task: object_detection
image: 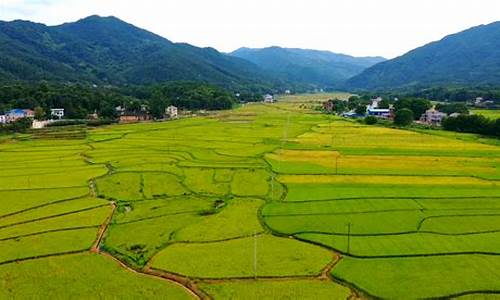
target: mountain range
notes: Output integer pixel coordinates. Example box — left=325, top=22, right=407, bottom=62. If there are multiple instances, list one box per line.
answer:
left=0, top=15, right=381, bottom=90
left=0, top=15, right=499, bottom=91
left=346, top=21, right=500, bottom=90
left=0, top=15, right=269, bottom=88
left=230, top=47, right=385, bottom=88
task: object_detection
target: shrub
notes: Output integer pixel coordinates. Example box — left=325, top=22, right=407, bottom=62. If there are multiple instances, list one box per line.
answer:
left=365, top=116, right=378, bottom=125
left=355, top=105, right=367, bottom=115
left=394, top=109, right=414, bottom=126
left=442, top=114, right=500, bottom=137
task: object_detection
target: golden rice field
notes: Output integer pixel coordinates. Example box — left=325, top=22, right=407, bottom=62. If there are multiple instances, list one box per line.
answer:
left=1, top=92, right=500, bottom=299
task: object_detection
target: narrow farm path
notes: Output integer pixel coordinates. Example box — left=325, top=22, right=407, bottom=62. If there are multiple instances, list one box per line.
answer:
left=83, top=137, right=209, bottom=300
left=81, top=106, right=363, bottom=299
left=90, top=200, right=209, bottom=299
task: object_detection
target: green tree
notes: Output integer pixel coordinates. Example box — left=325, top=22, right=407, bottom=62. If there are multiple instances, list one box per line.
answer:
left=379, top=99, right=390, bottom=109
left=409, top=99, right=432, bottom=119
left=11, top=118, right=32, bottom=132
left=365, top=116, right=378, bottom=125
left=34, top=106, right=46, bottom=120
left=394, top=108, right=414, bottom=126
left=98, top=103, right=117, bottom=119
left=149, top=89, right=167, bottom=119
left=355, top=105, right=367, bottom=115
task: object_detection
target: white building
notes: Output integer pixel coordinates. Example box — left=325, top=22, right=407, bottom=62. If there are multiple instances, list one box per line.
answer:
left=368, top=97, right=383, bottom=109
left=50, top=108, right=65, bottom=119
left=115, top=106, right=126, bottom=116
left=32, top=120, right=54, bottom=129
left=367, top=108, right=391, bottom=118
left=264, top=94, right=274, bottom=103
left=0, top=115, right=6, bottom=124
left=420, top=108, right=447, bottom=125
left=165, top=105, right=178, bottom=119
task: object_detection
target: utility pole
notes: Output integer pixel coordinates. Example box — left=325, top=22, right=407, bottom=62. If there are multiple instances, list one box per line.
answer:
left=253, top=231, right=257, bottom=279
left=346, top=223, right=352, bottom=255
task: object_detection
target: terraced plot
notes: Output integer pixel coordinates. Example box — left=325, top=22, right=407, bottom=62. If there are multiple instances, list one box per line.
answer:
left=1, top=93, right=500, bottom=298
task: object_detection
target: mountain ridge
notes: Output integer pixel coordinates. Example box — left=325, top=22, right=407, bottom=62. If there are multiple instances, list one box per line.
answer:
left=345, top=21, right=500, bottom=90
left=230, top=46, right=386, bottom=88
left=0, top=15, right=271, bottom=88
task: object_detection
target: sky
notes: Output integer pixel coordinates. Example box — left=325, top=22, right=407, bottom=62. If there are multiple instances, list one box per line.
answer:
left=1, top=0, right=499, bottom=58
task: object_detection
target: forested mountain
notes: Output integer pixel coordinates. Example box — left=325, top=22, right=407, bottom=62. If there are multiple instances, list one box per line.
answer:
left=346, top=21, right=500, bottom=90
left=0, top=15, right=271, bottom=88
left=230, top=47, right=385, bottom=88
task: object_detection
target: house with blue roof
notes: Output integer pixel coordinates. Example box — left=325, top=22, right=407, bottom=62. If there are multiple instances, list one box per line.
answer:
left=6, top=109, right=35, bottom=123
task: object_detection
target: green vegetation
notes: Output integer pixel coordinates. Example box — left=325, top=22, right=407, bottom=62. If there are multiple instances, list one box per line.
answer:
left=443, top=114, right=500, bottom=138
left=200, top=279, right=351, bottom=299
left=0, top=16, right=274, bottom=90
left=150, top=235, right=332, bottom=278
left=332, top=255, right=500, bottom=299
left=0, top=81, right=237, bottom=121
left=394, top=108, right=414, bottom=126
left=0, top=253, right=193, bottom=299
left=474, top=109, right=500, bottom=119
left=1, top=93, right=499, bottom=298
left=346, top=21, right=500, bottom=89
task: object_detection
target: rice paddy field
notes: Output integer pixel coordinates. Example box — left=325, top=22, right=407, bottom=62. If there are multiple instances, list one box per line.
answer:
left=473, top=109, right=500, bottom=119
left=1, top=92, right=500, bottom=299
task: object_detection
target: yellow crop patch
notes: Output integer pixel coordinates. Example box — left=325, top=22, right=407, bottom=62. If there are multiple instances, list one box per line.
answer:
left=278, top=174, right=497, bottom=186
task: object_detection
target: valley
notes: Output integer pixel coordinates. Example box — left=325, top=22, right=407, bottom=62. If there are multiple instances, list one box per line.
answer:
left=1, top=94, right=499, bottom=299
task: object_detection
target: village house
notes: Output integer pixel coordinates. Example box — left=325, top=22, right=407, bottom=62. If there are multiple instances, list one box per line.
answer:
left=323, top=100, right=334, bottom=113
left=263, top=94, right=274, bottom=103
left=50, top=108, right=65, bottom=119
left=115, top=106, right=126, bottom=116
left=0, top=114, right=6, bottom=124
left=119, top=113, right=151, bottom=123
left=474, top=97, right=495, bottom=108
left=368, top=97, right=383, bottom=109
left=6, top=109, right=35, bottom=123
left=367, top=108, right=392, bottom=118
left=420, top=108, right=447, bottom=125
left=87, top=110, right=99, bottom=120
left=32, top=120, right=54, bottom=129
left=165, top=105, right=178, bottom=119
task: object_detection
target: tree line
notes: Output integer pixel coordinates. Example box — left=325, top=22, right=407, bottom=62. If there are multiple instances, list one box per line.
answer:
left=442, top=115, right=500, bottom=138
left=0, top=81, right=247, bottom=120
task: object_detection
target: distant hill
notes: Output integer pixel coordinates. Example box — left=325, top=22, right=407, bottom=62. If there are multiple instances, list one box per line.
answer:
left=346, top=21, right=500, bottom=90
left=0, top=15, right=269, bottom=88
left=230, top=47, right=385, bottom=88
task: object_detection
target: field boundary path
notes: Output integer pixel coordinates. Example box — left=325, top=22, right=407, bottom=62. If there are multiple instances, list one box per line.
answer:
left=89, top=174, right=209, bottom=299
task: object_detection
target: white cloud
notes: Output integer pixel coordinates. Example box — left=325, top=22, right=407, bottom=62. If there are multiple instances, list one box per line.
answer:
left=1, top=0, right=499, bottom=58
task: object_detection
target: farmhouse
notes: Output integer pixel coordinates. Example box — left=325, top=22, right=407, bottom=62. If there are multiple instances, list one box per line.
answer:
left=0, top=115, right=6, bottom=124
left=50, top=108, right=65, bottom=119
left=342, top=112, right=365, bottom=118
left=115, top=106, right=126, bottom=116
left=119, top=113, right=151, bottom=123
left=323, top=100, right=334, bottom=112
left=165, top=105, right=178, bottom=119
left=419, top=108, right=447, bottom=125
left=264, top=94, right=275, bottom=103
left=368, top=97, right=383, bottom=109
left=6, top=109, right=35, bottom=122
left=367, top=108, right=391, bottom=118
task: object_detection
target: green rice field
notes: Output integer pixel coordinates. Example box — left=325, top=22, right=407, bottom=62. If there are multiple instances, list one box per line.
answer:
left=1, top=93, right=500, bottom=299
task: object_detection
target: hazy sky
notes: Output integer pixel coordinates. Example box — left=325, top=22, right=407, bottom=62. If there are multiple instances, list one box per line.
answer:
left=1, top=0, right=499, bottom=58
